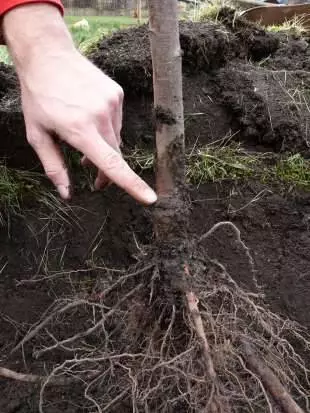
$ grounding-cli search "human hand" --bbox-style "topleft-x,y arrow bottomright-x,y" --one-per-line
3,4 -> 157,205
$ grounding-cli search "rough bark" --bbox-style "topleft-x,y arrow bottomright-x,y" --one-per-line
148,0 -> 187,243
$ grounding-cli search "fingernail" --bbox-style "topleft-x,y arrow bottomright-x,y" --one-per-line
144,188 -> 157,205
57,185 -> 70,199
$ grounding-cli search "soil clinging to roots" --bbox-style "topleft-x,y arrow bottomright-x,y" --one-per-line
3,222 -> 309,413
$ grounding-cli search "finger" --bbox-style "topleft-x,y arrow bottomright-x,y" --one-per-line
98,124 -> 120,149
28,128 -> 71,200
81,155 -> 93,167
94,172 -> 111,190
81,155 -> 112,190
72,127 -> 157,205
82,121 -> 121,170
111,97 -> 123,147
94,122 -> 122,190
81,155 -> 111,191
107,85 -> 123,148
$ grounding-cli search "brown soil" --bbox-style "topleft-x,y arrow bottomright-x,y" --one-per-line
89,9 -> 310,154
1,10 -> 310,413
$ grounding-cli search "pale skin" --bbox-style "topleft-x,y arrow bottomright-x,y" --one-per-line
3,4 -> 157,204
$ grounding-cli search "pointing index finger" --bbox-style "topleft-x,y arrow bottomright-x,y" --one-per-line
75,128 -> 157,205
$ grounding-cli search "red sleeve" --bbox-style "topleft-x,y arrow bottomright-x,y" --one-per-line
0,0 -> 64,16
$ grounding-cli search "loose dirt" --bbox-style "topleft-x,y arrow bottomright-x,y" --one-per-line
1,9 -> 310,412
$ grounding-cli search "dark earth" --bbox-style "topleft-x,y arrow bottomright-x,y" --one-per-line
1,9 -> 310,412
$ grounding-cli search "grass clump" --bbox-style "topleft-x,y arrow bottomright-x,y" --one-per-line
0,165 -> 44,223
187,143 -> 262,184
2,147 -> 310,222
126,144 -> 310,192
66,15 -> 144,49
0,163 -> 81,228
197,4 -> 222,21
272,153 -> 310,190
194,1 -> 235,22
190,147 -> 310,191
267,16 -> 308,36
126,149 -> 154,171
78,28 -> 110,55
0,47 -> 11,65
126,144 -> 264,185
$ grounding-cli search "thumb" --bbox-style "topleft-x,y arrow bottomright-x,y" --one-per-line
27,126 -> 71,199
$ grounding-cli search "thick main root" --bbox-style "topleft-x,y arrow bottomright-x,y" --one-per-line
1,224 -> 309,413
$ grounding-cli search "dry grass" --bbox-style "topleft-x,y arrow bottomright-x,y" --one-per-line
2,144 -> 310,225
0,164 -> 43,224
195,1 -> 236,22
126,143 -> 310,192
267,15 -> 308,36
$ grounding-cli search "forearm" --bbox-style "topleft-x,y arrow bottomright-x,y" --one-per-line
3,4 -> 75,72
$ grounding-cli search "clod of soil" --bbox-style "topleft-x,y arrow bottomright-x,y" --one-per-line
217,66 -> 310,152
90,21 -> 232,95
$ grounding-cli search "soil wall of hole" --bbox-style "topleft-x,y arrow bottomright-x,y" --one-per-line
2,11 -> 310,168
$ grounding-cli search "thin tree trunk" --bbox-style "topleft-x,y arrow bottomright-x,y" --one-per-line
148,0 -> 187,243
137,0 -> 142,23
133,0 -> 141,21
147,6 -> 219,404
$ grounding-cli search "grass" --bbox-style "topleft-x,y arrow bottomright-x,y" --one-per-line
196,3 -> 223,22
0,47 -> 11,65
0,162 -> 81,226
0,165 -> 44,224
187,144 -> 261,184
266,15 -> 308,35
0,15 -> 143,64
127,144 -> 264,184
65,15 -> 143,48
196,1 -> 309,37
188,147 -> 310,191
1,146 -> 310,222
194,1 -> 236,22
272,153 -> 310,189
126,144 -> 310,192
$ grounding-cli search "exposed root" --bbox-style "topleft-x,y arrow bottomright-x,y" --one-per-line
185,288 -> 216,380
185,265 -> 220,413
242,340 -> 305,413
1,223 -> 309,413
11,264 -> 155,355
198,220 -> 255,274
0,366 -> 78,386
